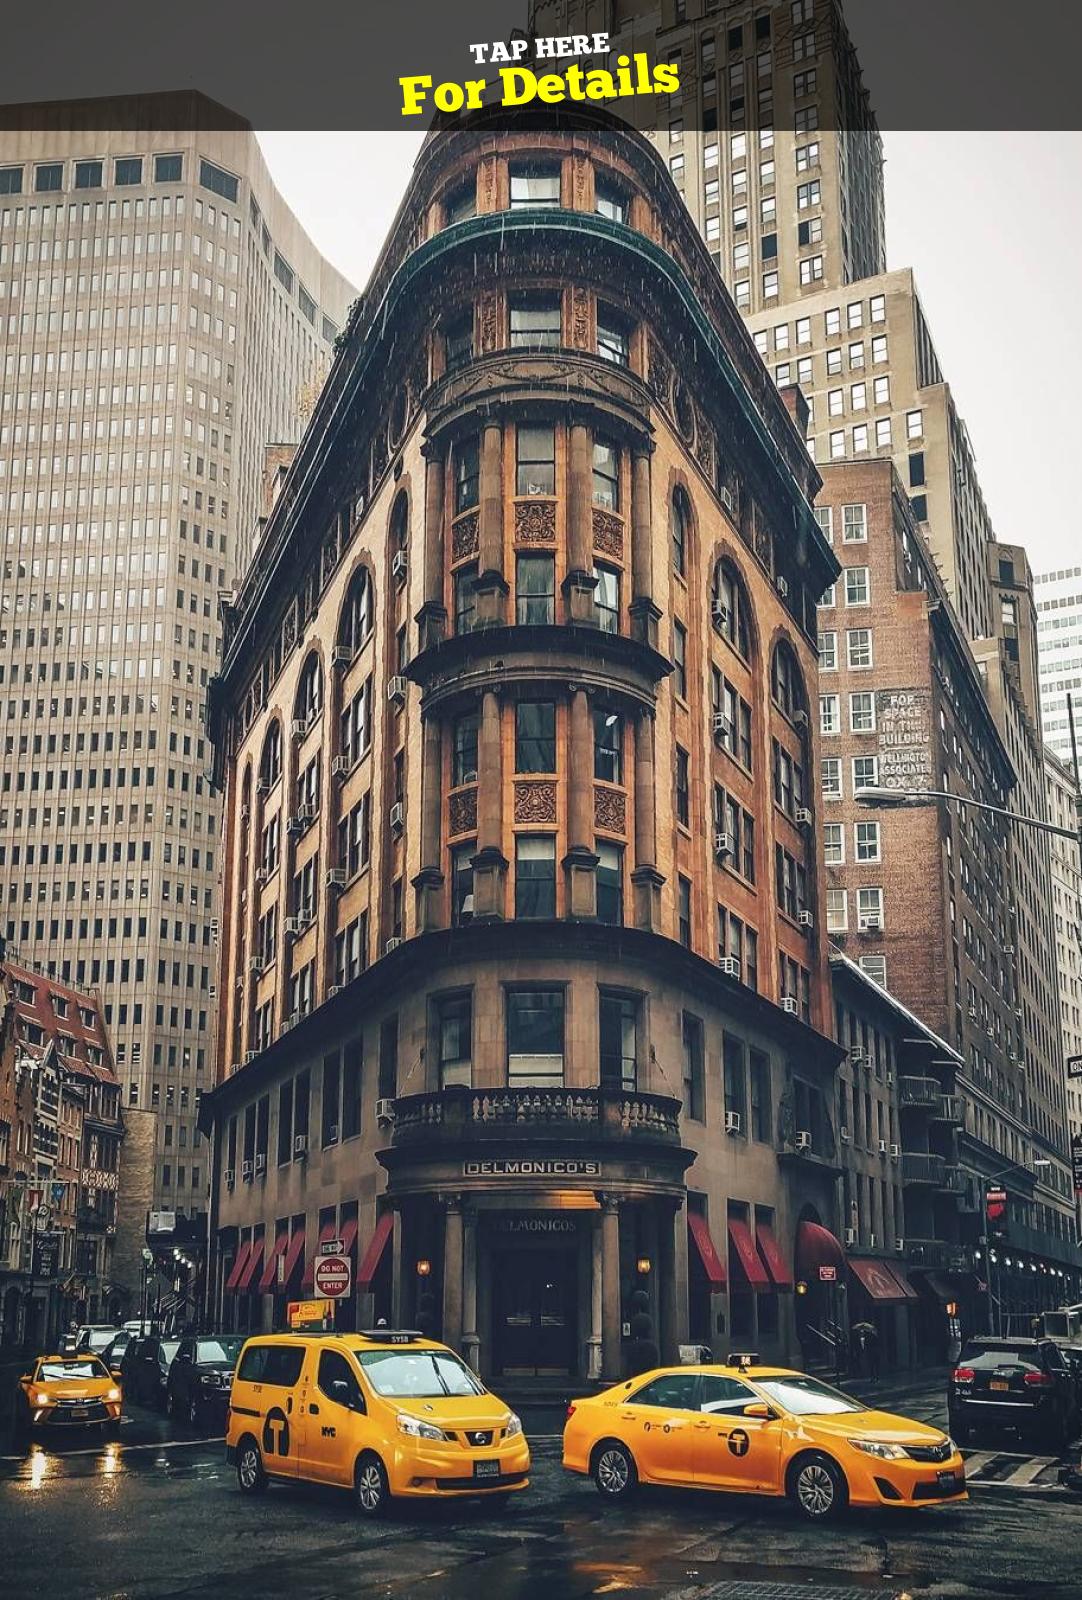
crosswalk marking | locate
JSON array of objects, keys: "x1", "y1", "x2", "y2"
[
  {"x1": 1001, "y1": 1456, "x2": 1055, "y2": 1487},
  {"x1": 962, "y1": 1450, "x2": 997, "y2": 1477}
]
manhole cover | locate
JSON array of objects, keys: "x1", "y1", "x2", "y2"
[{"x1": 700, "y1": 1586, "x2": 898, "y2": 1600}]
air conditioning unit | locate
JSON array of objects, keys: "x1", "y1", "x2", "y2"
[
  {"x1": 878, "y1": 1138, "x2": 888, "y2": 1155},
  {"x1": 711, "y1": 600, "x2": 731, "y2": 632},
  {"x1": 849, "y1": 1048, "x2": 866, "y2": 1065},
  {"x1": 244, "y1": 1049, "x2": 257, "y2": 1065},
  {"x1": 776, "y1": 574, "x2": 789, "y2": 599},
  {"x1": 719, "y1": 955, "x2": 740, "y2": 978},
  {"x1": 889, "y1": 1142, "x2": 900, "y2": 1160},
  {"x1": 332, "y1": 754, "x2": 352, "y2": 780},
  {"x1": 240, "y1": 803, "x2": 251, "y2": 823},
  {"x1": 782, "y1": 996, "x2": 799, "y2": 1015},
  {"x1": 208, "y1": 983, "x2": 218, "y2": 1000},
  {"x1": 241, "y1": 1159, "x2": 253, "y2": 1181},
  {"x1": 287, "y1": 806, "x2": 314, "y2": 837},
  {"x1": 210, "y1": 917, "x2": 220, "y2": 941},
  {"x1": 840, "y1": 1127, "x2": 850, "y2": 1143},
  {"x1": 895, "y1": 1237, "x2": 905, "y2": 1253},
  {"x1": 375, "y1": 1098, "x2": 396, "y2": 1126},
  {"x1": 867, "y1": 1232, "x2": 877, "y2": 1248},
  {"x1": 328, "y1": 985, "x2": 343, "y2": 998},
  {"x1": 886, "y1": 1071, "x2": 894, "y2": 1086},
  {"x1": 254, "y1": 1153, "x2": 266, "y2": 1175},
  {"x1": 386, "y1": 675, "x2": 407, "y2": 705},
  {"x1": 714, "y1": 829, "x2": 735, "y2": 860},
  {"x1": 719, "y1": 485, "x2": 736, "y2": 515},
  {"x1": 725, "y1": 1111, "x2": 742, "y2": 1135},
  {"x1": 255, "y1": 865, "x2": 270, "y2": 886},
  {"x1": 967, "y1": 1006, "x2": 979, "y2": 1021},
  {"x1": 795, "y1": 807, "x2": 813, "y2": 827},
  {"x1": 327, "y1": 1124, "x2": 339, "y2": 1144},
  {"x1": 385, "y1": 936, "x2": 402, "y2": 954},
  {"x1": 248, "y1": 956, "x2": 263, "y2": 975},
  {"x1": 293, "y1": 1133, "x2": 308, "y2": 1158},
  {"x1": 712, "y1": 709, "x2": 733, "y2": 743},
  {"x1": 290, "y1": 718, "x2": 308, "y2": 741},
  {"x1": 391, "y1": 549, "x2": 408, "y2": 584},
  {"x1": 793, "y1": 709, "x2": 811, "y2": 731},
  {"x1": 256, "y1": 776, "x2": 271, "y2": 796},
  {"x1": 1015, "y1": 1007, "x2": 1024, "y2": 1020},
  {"x1": 845, "y1": 1226, "x2": 857, "y2": 1246},
  {"x1": 1003, "y1": 943, "x2": 1015, "y2": 955},
  {"x1": 798, "y1": 910, "x2": 814, "y2": 929},
  {"x1": 285, "y1": 1011, "x2": 301, "y2": 1031},
  {"x1": 224, "y1": 1168, "x2": 235, "y2": 1190},
  {"x1": 331, "y1": 643, "x2": 353, "y2": 669},
  {"x1": 284, "y1": 915, "x2": 310, "y2": 940},
  {"x1": 389, "y1": 801, "x2": 405, "y2": 835},
  {"x1": 795, "y1": 1129, "x2": 812, "y2": 1150},
  {"x1": 859, "y1": 915, "x2": 882, "y2": 931},
  {"x1": 326, "y1": 868, "x2": 347, "y2": 892}
]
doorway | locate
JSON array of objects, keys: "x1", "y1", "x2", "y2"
[{"x1": 492, "y1": 1247, "x2": 577, "y2": 1376}]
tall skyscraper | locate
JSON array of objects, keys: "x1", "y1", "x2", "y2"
[
  {"x1": 0, "y1": 93, "x2": 355, "y2": 1241},
  {"x1": 1035, "y1": 565, "x2": 1082, "y2": 765}
]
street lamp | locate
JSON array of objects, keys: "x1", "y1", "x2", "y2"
[{"x1": 854, "y1": 786, "x2": 1081, "y2": 844}]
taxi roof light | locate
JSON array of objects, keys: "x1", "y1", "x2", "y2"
[
  {"x1": 355, "y1": 1328, "x2": 425, "y2": 1344},
  {"x1": 727, "y1": 1351, "x2": 760, "y2": 1370}
]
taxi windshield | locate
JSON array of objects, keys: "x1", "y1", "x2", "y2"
[
  {"x1": 354, "y1": 1349, "x2": 485, "y2": 1399},
  {"x1": 39, "y1": 1358, "x2": 108, "y2": 1382},
  {"x1": 756, "y1": 1374, "x2": 864, "y2": 1416}
]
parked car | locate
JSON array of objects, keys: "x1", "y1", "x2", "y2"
[
  {"x1": 99, "y1": 1330, "x2": 137, "y2": 1371},
  {"x1": 75, "y1": 1324, "x2": 119, "y2": 1355},
  {"x1": 123, "y1": 1335, "x2": 181, "y2": 1410},
  {"x1": 949, "y1": 1337, "x2": 1080, "y2": 1449},
  {"x1": 166, "y1": 1335, "x2": 245, "y2": 1428}
]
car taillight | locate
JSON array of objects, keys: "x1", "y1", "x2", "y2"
[
  {"x1": 952, "y1": 1367, "x2": 975, "y2": 1382},
  {"x1": 1024, "y1": 1371, "x2": 1054, "y2": 1388},
  {"x1": 566, "y1": 1402, "x2": 577, "y2": 1420}
]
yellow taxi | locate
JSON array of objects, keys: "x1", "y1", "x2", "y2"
[
  {"x1": 16, "y1": 1351, "x2": 123, "y2": 1435},
  {"x1": 225, "y1": 1329, "x2": 530, "y2": 1514},
  {"x1": 563, "y1": 1356, "x2": 966, "y2": 1521}
]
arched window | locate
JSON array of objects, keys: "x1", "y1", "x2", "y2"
[
  {"x1": 711, "y1": 559, "x2": 752, "y2": 659},
  {"x1": 771, "y1": 640, "x2": 806, "y2": 721},
  {"x1": 671, "y1": 487, "x2": 691, "y2": 578},
  {"x1": 338, "y1": 566, "x2": 373, "y2": 657},
  {"x1": 390, "y1": 491, "x2": 409, "y2": 553},
  {"x1": 260, "y1": 721, "x2": 282, "y2": 789},
  {"x1": 294, "y1": 653, "x2": 323, "y2": 728},
  {"x1": 240, "y1": 767, "x2": 252, "y2": 826}
]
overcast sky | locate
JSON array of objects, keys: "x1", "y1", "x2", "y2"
[{"x1": 259, "y1": 130, "x2": 1081, "y2": 578}]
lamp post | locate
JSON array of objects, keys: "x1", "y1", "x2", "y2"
[
  {"x1": 980, "y1": 1158, "x2": 1050, "y2": 1336},
  {"x1": 854, "y1": 785, "x2": 1081, "y2": 845}
]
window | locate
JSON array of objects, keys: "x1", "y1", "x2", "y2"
[
  {"x1": 338, "y1": 793, "x2": 370, "y2": 878},
  {"x1": 592, "y1": 438, "x2": 620, "y2": 508},
  {"x1": 451, "y1": 843, "x2": 474, "y2": 926},
  {"x1": 713, "y1": 561, "x2": 751, "y2": 656},
  {"x1": 510, "y1": 296, "x2": 561, "y2": 350},
  {"x1": 0, "y1": 166, "x2": 24, "y2": 195},
  {"x1": 911, "y1": 494, "x2": 928, "y2": 522},
  {"x1": 855, "y1": 821, "x2": 881, "y2": 862},
  {"x1": 115, "y1": 157, "x2": 144, "y2": 186},
  {"x1": 199, "y1": 159, "x2": 237, "y2": 200},
  {"x1": 594, "y1": 709, "x2": 623, "y2": 783},
  {"x1": 237, "y1": 1343, "x2": 305, "y2": 1388},
  {"x1": 907, "y1": 409, "x2": 923, "y2": 440},
  {"x1": 859, "y1": 954, "x2": 887, "y2": 987},
  {"x1": 814, "y1": 506, "x2": 833, "y2": 544},
  {"x1": 682, "y1": 1014, "x2": 705, "y2": 1120},
  {"x1": 673, "y1": 620, "x2": 688, "y2": 698},
  {"x1": 509, "y1": 165, "x2": 560, "y2": 207},
  {"x1": 515, "y1": 835, "x2": 556, "y2": 918},
  {"x1": 797, "y1": 180, "x2": 820, "y2": 209},
  {"x1": 453, "y1": 563, "x2": 478, "y2": 635},
  {"x1": 516, "y1": 424, "x2": 556, "y2": 496},
  {"x1": 675, "y1": 747, "x2": 690, "y2": 827},
  {"x1": 870, "y1": 293, "x2": 886, "y2": 322},
  {"x1": 829, "y1": 431, "x2": 845, "y2": 459},
  {"x1": 770, "y1": 643, "x2": 805, "y2": 720},
  {"x1": 827, "y1": 389, "x2": 844, "y2": 419},
  {"x1": 339, "y1": 567, "x2": 373, "y2": 656},
  {"x1": 599, "y1": 992, "x2": 637, "y2": 1090},
  {"x1": 516, "y1": 553, "x2": 556, "y2": 625},
  {"x1": 593, "y1": 564, "x2": 620, "y2": 634},
  {"x1": 845, "y1": 567, "x2": 870, "y2": 606},
  {"x1": 723, "y1": 1034, "x2": 747, "y2": 1128},
  {"x1": 339, "y1": 677, "x2": 373, "y2": 767},
  {"x1": 444, "y1": 310, "x2": 473, "y2": 371},
  {"x1": 596, "y1": 841, "x2": 624, "y2": 925},
  {"x1": 75, "y1": 159, "x2": 103, "y2": 189},
  {"x1": 823, "y1": 821, "x2": 844, "y2": 863},
  {"x1": 850, "y1": 381, "x2": 866, "y2": 411},
  {"x1": 819, "y1": 693, "x2": 840, "y2": 735},
  {"x1": 909, "y1": 451, "x2": 926, "y2": 489},
  {"x1": 678, "y1": 875, "x2": 693, "y2": 948},
  {"x1": 516, "y1": 701, "x2": 555, "y2": 772},
  {"x1": 852, "y1": 423, "x2": 869, "y2": 453},
  {"x1": 454, "y1": 436, "x2": 480, "y2": 513},
  {"x1": 852, "y1": 755, "x2": 879, "y2": 789},
  {"x1": 795, "y1": 143, "x2": 819, "y2": 172},
  {"x1": 873, "y1": 375, "x2": 891, "y2": 405},
  {"x1": 819, "y1": 631, "x2": 837, "y2": 672},
  {"x1": 295, "y1": 653, "x2": 322, "y2": 726},
  {"x1": 437, "y1": 993, "x2": 472, "y2": 1088},
  {"x1": 821, "y1": 757, "x2": 842, "y2": 800},
  {"x1": 799, "y1": 255, "x2": 823, "y2": 285},
  {"x1": 597, "y1": 306, "x2": 630, "y2": 366},
  {"x1": 857, "y1": 887, "x2": 884, "y2": 930},
  {"x1": 452, "y1": 711, "x2": 479, "y2": 787},
  {"x1": 750, "y1": 1050, "x2": 771, "y2": 1141},
  {"x1": 875, "y1": 418, "x2": 892, "y2": 448},
  {"x1": 341, "y1": 1040, "x2": 363, "y2": 1138},
  {"x1": 507, "y1": 988, "x2": 564, "y2": 1086},
  {"x1": 445, "y1": 182, "x2": 476, "y2": 224},
  {"x1": 847, "y1": 302, "x2": 864, "y2": 331},
  {"x1": 849, "y1": 691, "x2": 876, "y2": 731},
  {"x1": 671, "y1": 488, "x2": 691, "y2": 577},
  {"x1": 595, "y1": 180, "x2": 628, "y2": 223},
  {"x1": 35, "y1": 163, "x2": 63, "y2": 193},
  {"x1": 826, "y1": 888, "x2": 848, "y2": 932},
  {"x1": 321, "y1": 1052, "x2": 341, "y2": 1146},
  {"x1": 847, "y1": 629, "x2": 874, "y2": 670}
]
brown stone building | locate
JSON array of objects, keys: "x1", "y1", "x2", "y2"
[{"x1": 200, "y1": 108, "x2": 844, "y2": 1382}]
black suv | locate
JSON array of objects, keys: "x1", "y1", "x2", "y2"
[
  {"x1": 165, "y1": 1335, "x2": 244, "y2": 1428},
  {"x1": 949, "y1": 1337, "x2": 1079, "y2": 1450},
  {"x1": 122, "y1": 1335, "x2": 181, "y2": 1410}
]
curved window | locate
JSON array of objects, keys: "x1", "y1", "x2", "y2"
[
  {"x1": 295, "y1": 653, "x2": 323, "y2": 727},
  {"x1": 444, "y1": 181, "x2": 476, "y2": 225},
  {"x1": 338, "y1": 566, "x2": 373, "y2": 657},
  {"x1": 260, "y1": 722, "x2": 282, "y2": 789},
  {"x1": 671, "y1": 488, "x2": 691, "y2": 577},
  {"x1": 454, "y1": 436, "x2": 480, "y2": 514},
  {"x1": 771, "y1": 640, "x2": 806, "y2": 720},
  {"x1": 711, "y1": 559, "x2": 752, "y2": 659}
]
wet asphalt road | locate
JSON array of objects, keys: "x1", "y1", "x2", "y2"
[{"x1": 1, "y1": 1401, "x2": 1082, "y2": 1600}]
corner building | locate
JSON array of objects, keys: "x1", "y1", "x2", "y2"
[{"x1": 202, "y1": 110, "x2": 841, "y2": 1383}]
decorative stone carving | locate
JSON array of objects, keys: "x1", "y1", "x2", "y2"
[
  {"x1": 451, "y1": 512, "x2": 480, "y2": 562},
  {"x1": 570, "y1": 284, "x2": 590, "y2": 350},
  {"x1": 673, "y1": 380, "x2": 696, "y2": 445},
  {"x1": 514, "y1": 499, "x2": 557, "y2": 544},
  {"x1": 594, "y1": 786, "x2": 626, "y2": 834},
  {"x1": 647, "y1": 338, "x2": 672, "y2": 407},
  {"x1": 477, "y1": 156, "x2": 497, "y2": 214},
  {"x1": 282, "y1": 603, "x2": 297, "y2": 656},
  {"x1": 514, "y1": 780, "x2": 557, "y2": 824},
  {"x1": 448, "y1": 787, "x2": 477, "y2": 837},
  {"x1": 695, "y1": 418, "x2": 715, "y2": 482},
  {"x1": 592, "y1": 507, "x2": 624, "y2": 560},
  {"x1": 478, "y1": 290, "x2": 499, "y2": 354},
  {"x1": 572, "y1": 152, "x2": 589, "y2": 210}
]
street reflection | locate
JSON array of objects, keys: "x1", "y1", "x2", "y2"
[{"x1": 27, "y1": 1445, "x2": 49, "y2": 1491}]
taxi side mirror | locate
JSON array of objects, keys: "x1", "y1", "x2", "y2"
[
  {"x1": 743, "y1": 1401, "x2": 774, "y2": 1419},
  {"x1": 19, "y1": 1373, "x2": 31, "y2": 1385},
  {"x1": 111, "y1": 1369, "x2": 124, "y2": 1383}
]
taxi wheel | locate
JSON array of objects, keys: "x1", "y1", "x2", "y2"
[
  {"x1": 354, "y1": 1453, "x2": 391, "y2": 1518},
  {"x1": 592, "y1": 1440, "x2": 638, "y2": 1501},
  {"x1": 788, "y1": 1452, "x2": 848, "y2": 1522},
  {"x1": 236, "y1": 1437, "x2": 268, "y2": 1494}
]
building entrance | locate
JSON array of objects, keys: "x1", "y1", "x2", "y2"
[{"x1": 492, "y1": 1245, "x2": 577, "y2": 1377}]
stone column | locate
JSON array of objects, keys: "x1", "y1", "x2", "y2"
[
  {"x1": 413, "y1": 715, "x2": 444, "y2": 931},
  {"x1": 631, "y1": 709, "x2": 664, "y2": 931},
  {"x1": 390, "y1": 1206, "x2": 404, "y2": 1330},
  {"x1": 475, "y1": 420, "x2": 508, "y2": 628},
  {"x1": 657, "y1": 1200, "x2": 680, "y2": 1366},
  {"x1": 417, "y1": 444, "x2": 447, "y2": 651},
  {"x1": 442, "y1": 1195, "x2": 464, "y2": 1352},
  {"x1": 629, "y1": 445, "x2": 661, "y2": 648},
  {"x1": 600, "y1": 1193, "x2": 622, "y2": 1382},
  {"x1": 588, "y1": 1212, "x2": 603, "y2": 1380},
  {"x1": 562, "y1": 421, "x2": 598, "y2": 626},
  {"x1": 472, "y1": 687, "x2": 507, "y2": 919},
  {"x1": 564, "y1": 686, "x2": 598, "y2": 918},
  {"x1": 462, "y1": 1208, "x2": 480, "y2": 1373}
]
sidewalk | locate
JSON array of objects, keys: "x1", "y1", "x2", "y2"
[{"x1": 843, "y1": 1364, "x2": 951, "y2": 1413}]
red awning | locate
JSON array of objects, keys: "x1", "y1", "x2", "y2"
[
  {"x1": 224, "y1": 1240, "x2": 252, "y2": 1294},
  {"x1": 237, "y1": 1239, "x2": 264, "y2": 1292},
  {"x1": 357, "y1": 1212, "x2": 394, "y2": 1290},
  {"x1": 302, "y1": 1219, "x2": 340, "y2": 1292},
  {"x1": 886, "y1": 1262, "x2": 919, "y2": 1300},
  {"x1": 849, "y1": 1257, "x2": 908, "y2": 1303},
  {"x1": 728, "y1": 1218, "x2": 770, "y2": 1290},
  {"x1": 279, "y1": 1228, "x2": 307, "y2": 1296},
  {"x1": 258, "y1": 1229, "x2": 290, "y2": 1293},
  {"x1": 687, "y1": 1211, "x2": 727, "y2": 1289},
  {"x1": 795, "y1": 1220, "x2": 847, "y2": 1281},
  {"x1": 338, "y1": 1217, "x2": 359, "y2": 1260},
  {"x1": 755, "y1": 1222, "x2": 792, "y2": 1289}
]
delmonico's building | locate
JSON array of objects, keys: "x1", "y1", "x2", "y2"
[{"x1": 201, "y1": 108, "x2": 843, "y2": 1383}]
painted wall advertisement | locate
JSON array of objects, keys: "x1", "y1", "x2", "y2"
[{"x1": 876, "y1": 689, "x2": 933, "y2": 790}]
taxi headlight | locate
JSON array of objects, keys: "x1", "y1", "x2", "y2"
[
  {"x1": 848, "y1": 1438, "x2": 907, "y2": 1460},
  {"x1": 33, "y1": 1390, "x2": 50, "y2": 1406},
  {"x1": 504, "y1": 1412, "x2": 523, "y2": 1438},
  {"x1": 396, "y1": 1412, "x2": 446, "y2": 1442},
  {"x1": 107, "y1": 1388, "x2": 121, "y2": 1402}
]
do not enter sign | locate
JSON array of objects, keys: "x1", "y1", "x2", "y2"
[{"x1": 313, "y1": 1254, "x2": 352, "y2": 1299}]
